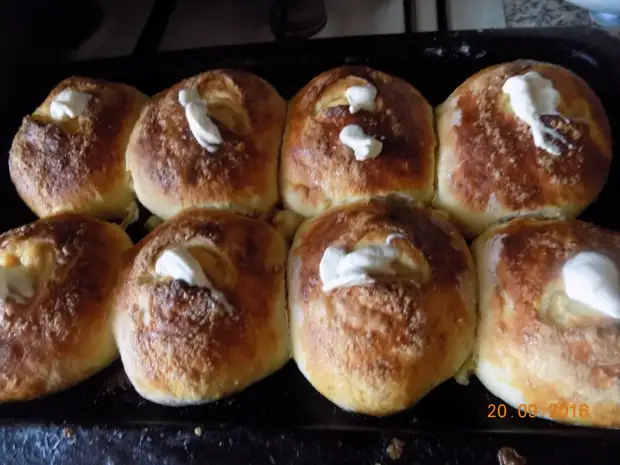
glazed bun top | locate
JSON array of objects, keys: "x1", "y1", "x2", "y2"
[
  {"x1": 9, "y1": 76, "x2": 146, "y2": 219},
  {"x1": 281, "y1": 66, "x2": 436, "y2": 218},
  {"x1": 127, "y1": 69, "x2": 286, "y2": 219},
  {"x1": 435, "y1": 60, "x2": 612, "y2": 237},
  {"x1": 290, "y1": 200, "x2": 475, "y2": 304},
  {"x1": 476, "y1": 217, "x2": 620, "y2": 330}
]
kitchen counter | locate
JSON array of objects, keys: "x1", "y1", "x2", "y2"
[{"x1": 504, "y1": 0, "x2": 620, "y2": 35}]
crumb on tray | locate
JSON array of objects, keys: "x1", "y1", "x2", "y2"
[
  {"x1": 386, "y1": 437, "x2": 405, "y2": 460},
  {"x1": 498, "y1": 446, "x2": 527, "y2": 465}
]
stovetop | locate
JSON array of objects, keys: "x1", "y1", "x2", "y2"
[{"x1": 68, "y1": 0, "x2": 507, "y2": 61}]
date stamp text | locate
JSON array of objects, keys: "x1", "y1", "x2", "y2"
[{"x1": 488, "y1": 403, "x2": 590, "y2": 419}]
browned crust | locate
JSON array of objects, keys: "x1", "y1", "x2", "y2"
[
  {"x1": 126, "y1": 70, "x2": 286, "y2": 219},
  {"x1": 473, "y1": 217, "x2": 620, "y2": 427},
  {"x1": 0, "y1": 214, "x2": 133, "y2": 401},
  {"x1": 435, "y1": 60, "x2": 613, "y2": 237},
  {"x1": 281, "y1": 66, "x2": 436, "y2": 217},
  {"x1": 113, "y1": 209, "x2": 289, "y2": 404},
  {"x1": 9, "y1": 76, "x2": 147, "y2": 219},
  {"x1": 288, "y1": 199, "x2": 477, "y2": 415}
]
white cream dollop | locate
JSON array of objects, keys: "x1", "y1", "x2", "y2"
[
  {"x1": 0, "y1": 266, "x2": 34, "y2": 304},
  {"x1": 502, "y1": 71, "x2": 571, "y2": 156},
  {"x1": 178, "y1": 88, "x2": 222, "y2": 153},
  {"x1": 49, "y1": 89, "x2": 92, "y2": 121},
  {"x1": 562, "y1": 251, "x2": 620, "y2": 319},
  {"x1": 155, "y1": 247, "x2": 211, "y2": 287},
  {"x1": 339, "y1": 124, "x2": 383, "y2": 161},
  {"x1": 319, "y1": 234, "x2": 405, "y2": 292},
  {"x1": 155, "y1": 247, "x2": 233, "y2": 311},
  {"x1": 345, "y1": 84, "x2": 377, "y2": 114}
]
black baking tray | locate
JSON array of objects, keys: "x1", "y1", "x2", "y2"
[{"x1": 0, "y1": 27, "x2": 619, "y2": 465}]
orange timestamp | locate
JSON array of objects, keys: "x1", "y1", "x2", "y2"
[{"x1": 488, "y1": 403, "x2": 590, "y2": 419}]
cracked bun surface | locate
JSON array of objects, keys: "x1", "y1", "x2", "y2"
[
  {"x1": 435, "y1": 60, "x2": 612, "y2": 238},
  {"x1": 9, "y1": 76, "x2": 147, "y2": 219},
  {"x1": 113, "y1": 209, "x2": 289, "y2": 405},
  {"x1": 473, "y1": 217, "x2": 620, "y2": 428},
  {"x1": 287, "y1": 199, "x2": 477, "y2": 416},
  {"x1": 126, "y1": 70, "x2": 286, "y2": 219},
  {"x1": 281, "y1": 66, "x2": 436, "y2": 218},
  {"x1": 0, "y1": 214, "x2": 132, "y2": 402}
]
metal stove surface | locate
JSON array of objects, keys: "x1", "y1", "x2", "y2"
[{"x1": 66, "y1": 0, "x2": 508, "y2": 61}]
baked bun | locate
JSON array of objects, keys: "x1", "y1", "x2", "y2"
[
  {"x1": 126, "y1": 70, "x2": 286, "y2": 220},
  {"x1": 435, "y1": 60, "x2": 612, "y2": 238},
  {"x1": 281, "y1": 66, "x2": 436, "y2": 218},
  {"x1": 113, "y1": 208, "x2": 289, "y2": 405},
  {"x1": 9, "y1": 76, "x2": 147, "y2": 219},
  {"x1": 288, "y1": 199, "x2": 477, "y2": 416},
  {"x1": 473, "y1": 217, "x2": 620, "y2": 428},
  {"x1": 0, "y1": 214, "x2": 132, "y2": 402}
]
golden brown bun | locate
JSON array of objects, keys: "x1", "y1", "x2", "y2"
[
  {"x1": 473, "y1": 217, "x2": 620, "y2": 428},
  {"x1": 435, "y1": 60, "x2": 612, "y2": 238},
  {"x1": 113, "y1": 208, "x2": 289, "y2": 405},
  {"x1": 126, "y1": 70, "x2": 286, "y2": 220},
  {"x1": 0, "y1": 214, "x2": 132, "y2": 402},
  {"x1": 281, "y1": 66, "x2": 436, "y2": 218},
  {"x1": 9, "y1": 76, "x2": 147, "y2": 219},
  {"x1": 288, "y1": 199, "x2": 477, "y2": 416}
]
